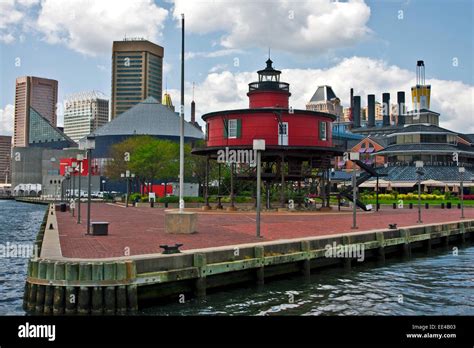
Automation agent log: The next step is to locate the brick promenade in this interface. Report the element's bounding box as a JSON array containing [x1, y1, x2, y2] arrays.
[[56, 203, 473, 258]]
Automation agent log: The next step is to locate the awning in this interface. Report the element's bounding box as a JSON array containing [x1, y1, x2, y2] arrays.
[[359, 179, 391, 188], [390, 182, 416, 188], [421, 179, 445, 187]]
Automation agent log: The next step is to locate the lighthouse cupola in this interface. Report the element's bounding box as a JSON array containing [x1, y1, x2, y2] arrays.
[[247, 58, 291, 108]]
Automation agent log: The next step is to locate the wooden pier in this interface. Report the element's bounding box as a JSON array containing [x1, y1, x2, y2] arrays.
[[22, 203, 474, 315]]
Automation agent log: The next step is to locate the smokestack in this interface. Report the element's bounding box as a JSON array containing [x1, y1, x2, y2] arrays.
[[353, 96, 361, 128], [191, 100, 196, 124], [397, 91, 405, 126], [191, 82, 196, 124], [349, 88, 354, 122], [367, 94, 375, 128], [382, 93, 390, 127]]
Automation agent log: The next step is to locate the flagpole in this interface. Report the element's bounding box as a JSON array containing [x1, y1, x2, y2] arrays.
[[179, 13, 185, 211]]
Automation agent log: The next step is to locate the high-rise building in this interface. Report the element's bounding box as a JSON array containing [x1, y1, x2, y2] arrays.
[[14, 76, 58, 147], [306, 85, 343, 122], [64, 91, 109, 142], [0, 136, 12, 184], [111, 39, 164, 119]]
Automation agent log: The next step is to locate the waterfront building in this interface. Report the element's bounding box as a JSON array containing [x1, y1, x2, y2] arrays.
[[0, 135, 12, 184], [10, 146, 99, 197], [193, 58, 342, 208], [14, 76, 58, 147], [306, 85, 344, 122], [81, 96, 204, 176], [64, 91, 109, 142], [111, 39, 164, 119]]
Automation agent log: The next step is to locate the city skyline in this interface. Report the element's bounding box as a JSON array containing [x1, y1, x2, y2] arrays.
[[0, 0, 472, 136]]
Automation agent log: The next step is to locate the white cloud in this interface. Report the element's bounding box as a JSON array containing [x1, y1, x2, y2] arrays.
[[186, 57, 474, 133], [0, 0, 24, 43], [0, 104, 15, 135], [209, 64, 228, 73], [35, 0, 168, 56], [173, 0, 371, 55], [185, 48, 244, 60]]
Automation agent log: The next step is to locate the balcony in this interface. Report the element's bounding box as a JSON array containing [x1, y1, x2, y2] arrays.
[[248, 81, 290, 92]]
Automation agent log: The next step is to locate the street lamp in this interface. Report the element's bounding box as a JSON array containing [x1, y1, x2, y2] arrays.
[[349, 152, 360, 230], [76, 154, 84, 224], [71, 162, 78, 217], [121, 170, 135, 208], [415, 161, 424, 224], [253, 139, 265, 238], [85, 135, 95, 235], [459, 167, 465, 219]]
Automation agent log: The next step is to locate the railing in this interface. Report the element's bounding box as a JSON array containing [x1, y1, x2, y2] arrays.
[[248, 81, 290, 92]]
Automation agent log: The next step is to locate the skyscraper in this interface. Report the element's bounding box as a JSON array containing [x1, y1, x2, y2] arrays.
[[64, 91, 109, 142], [0, 136, 12, 184], [14, 76, 58, 147], [111, 39, 164, 119]]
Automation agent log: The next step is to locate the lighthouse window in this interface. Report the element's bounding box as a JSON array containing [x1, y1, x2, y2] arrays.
[[224, 119, 241, 139], [319, 121, 327, 141], [228, 119, 238, 138]]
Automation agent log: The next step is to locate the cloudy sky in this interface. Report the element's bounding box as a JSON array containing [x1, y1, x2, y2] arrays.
[[0, 0, 472, 136]]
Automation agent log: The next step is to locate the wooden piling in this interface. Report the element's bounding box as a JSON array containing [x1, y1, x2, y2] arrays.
[[27, 284, 37, 312], [91, 287, 104, 315], [127, 285, 138, 313], [104, 287, 116, 315], [376, 232, 386, 263], [35, 284, 46, 313], [342, 236, 352, 270], [53, 286, 65, 315], [300, 241, 311, 278], [254, 246, 265, 285], [65, 287, 77, 315], [400, 229, 411, 259], [194, 253, 207, 297], [23, 282, 31, 311], [77, 287, 90, 315], [116, 286, 127, 314], [43, 286, 54, 315]]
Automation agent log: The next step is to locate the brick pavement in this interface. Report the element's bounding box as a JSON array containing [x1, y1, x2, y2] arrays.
[[56, 203, 473, 258]]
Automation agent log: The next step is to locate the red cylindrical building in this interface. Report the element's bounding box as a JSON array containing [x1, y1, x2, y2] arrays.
[[202, 59, 335, 150], [193, 59, 341, 208]]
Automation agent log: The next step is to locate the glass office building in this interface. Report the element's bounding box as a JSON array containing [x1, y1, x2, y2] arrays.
[[111, 39, 164, 119]]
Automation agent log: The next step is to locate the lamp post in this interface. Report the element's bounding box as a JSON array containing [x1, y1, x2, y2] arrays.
[[459, 167, 465, 219], [121, 170, 135, 208], [349, 152, 360, 230], [85, 135, 95, 235], [71, 162, 78, 217], [415, 161, 424, 224], [77, 154, 84, 224], [253, 139, 265, 238]]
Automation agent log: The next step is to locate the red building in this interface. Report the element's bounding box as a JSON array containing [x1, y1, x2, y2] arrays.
[[193, 59, 342, 208], [203, 59, 335, 149]]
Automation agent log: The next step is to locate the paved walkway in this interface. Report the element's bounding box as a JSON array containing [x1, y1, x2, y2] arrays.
[[56, 203, 474, 258]]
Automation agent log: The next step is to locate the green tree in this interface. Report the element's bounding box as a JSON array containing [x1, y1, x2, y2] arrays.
[[105, 136, 179, 194]]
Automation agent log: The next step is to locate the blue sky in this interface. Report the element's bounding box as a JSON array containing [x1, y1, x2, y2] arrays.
[[0, 0, 472, 133]]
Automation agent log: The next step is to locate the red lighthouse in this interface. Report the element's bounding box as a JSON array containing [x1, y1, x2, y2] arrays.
[[193, 59, 342, 209]]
